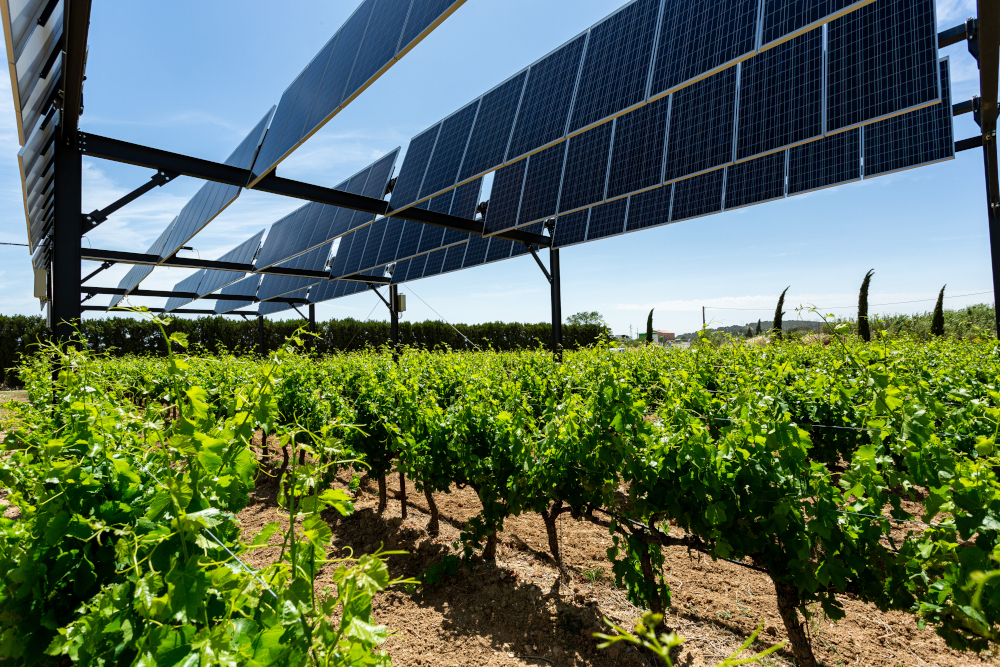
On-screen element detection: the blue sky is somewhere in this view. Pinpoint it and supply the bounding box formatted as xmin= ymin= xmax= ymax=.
xmin=0 ymin=0 xmax=993 ymax=336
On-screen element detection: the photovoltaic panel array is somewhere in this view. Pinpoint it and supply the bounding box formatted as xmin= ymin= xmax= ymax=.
xmin=18 ymin=109 xmax=57 ymax=251
xmin=257 ymin=241 xmax=333 ymax=301
xmin=109 ymin=219 xmax=177 ymax=308
xmin=194 ymin=230 xmax=266 ymax=301
xmin=2 ymin=0 xmax=64 ymax=146
xmin=247 ymin=0 xmax=466 ymax=186
xmin=164 ymin=271 xmax=208 ymax=313
xmin=214 ymin=276 xmax=261 ymax=314
xmin=387 ymin=0 xmax=894 ymax=215
xmin=254 ymin=149 xmax=398 ymax=270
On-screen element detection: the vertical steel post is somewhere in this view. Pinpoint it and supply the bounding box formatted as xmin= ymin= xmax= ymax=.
xmin=550 ymin=247 xmax=563 ymax=362
xmin=308 ymin=303 xmax=316 ymax=351
xmin=51 ymin=126 xmax=83 ymax=343
xmin=975 ymin=0 xmax=999 ymax=337
xmin=257 ymin=315 xmax=265 ymax=355
xmin=389 ymin=284 xmax=399 ymax=363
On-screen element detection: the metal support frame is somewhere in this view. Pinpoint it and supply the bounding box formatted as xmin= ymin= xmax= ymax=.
xmin=527 ymin=230 xmax=562 ymax=361
xmin=389 ymin=284 xmax=399 ymax=363
xmin=80 ymin=286 xmax=310 ymax=304
xmin=257 ymin=315 xmax=265 ymax=355
xmin=308 ymin=304 xmax=316 ymax=351
xmin=81 ymin=261 xmax=112 ymax=284
xmin=84 ymin=170 xmax=179 ymax=232
xmin=975 ymin=0 xmax=1000 ymax=339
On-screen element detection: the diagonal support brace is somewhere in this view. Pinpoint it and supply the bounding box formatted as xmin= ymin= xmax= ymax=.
xmin=83 ymin=170 xmax=179 ymax=233
xmin=527 ymin=243 xmax=552 ymax=284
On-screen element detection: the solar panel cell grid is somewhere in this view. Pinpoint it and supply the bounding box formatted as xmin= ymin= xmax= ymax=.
xmin=663 ymin=66 xmax=737 ymax=182
xmin=342 ymin=224 xmax=373 ymax=275
xmin=606 ymin=94 xmax=670 ymax=200
xmin=441 ymin=243 xmax=468 ymax=273
xmin=376 ymin=217 xmax=407 ymax=265
xmin=516 ymin=143 xmax=566 ymax=226
xmin=422 ymin=248 xmax=447 ymax=278
xmin=406 ymin=253 xmax=429 ymax=280
xmin=671 ymin=168 xmax=724 ymax=221
xmin=485 ymin=237 xmax=514 ymax=263
xmin=787 ymin=128 xmax=860 ymax=194
xmin=328 ymin=232 xmax=357 ymax=278
xmin=450 ymin=178 xmax=483 ymax=219
xmin=399 ymin=0 xmax=464 ymax=55
xmin=724 ymin=151 xmax=786 ymax=209
xmin=825 ymin=0 xmax=939 ymax=133
xmin=736 ymin=30 xmax=823 ymax=161
xmin=344 ymin=0 xmax=412 ymax=104
xmin=863 ymin=59 xmax=953 ymax=178
xmin=391 ymin=258 xmax=413 ymax=283
xmin=359 ymin=217 xmax=390 ymax=271
xmin=419 ymin=100 xmax=480 ymax=200
xmin=484 ymin=159 xmax=527 ymax=234
xmin=650 ymin=0 xmax=757 ymax=97
xmin=585 ymin=197 xmax=628 ymax=241
xmin=462 ymin=233 xmax=491 ymax=268
xmin=625 ymin=182 xmax=672 ymax=232
xmin=568 ymin=0 xmax=660 ymax=134
xmin=418 ymin=226 xmax=446 ymax=254
xmin=760 ymin=0 xmax=867 ymax=48
xmin=165 ymin=271 xmax=207 ymax=312
xmin=393 ymin=220 xmax=425 ymax=261
xmin=557 ymin=120 xmax=613 ymax=213
xmin=507 ymin=34 xmax=588 ymax=159
xmin=390 ymin=124 xmax=441 ymax=209
xmin=552 ymin=209 xmax=590 ymax=247
xmin=458 ymin=72 xmax=528 ymax=182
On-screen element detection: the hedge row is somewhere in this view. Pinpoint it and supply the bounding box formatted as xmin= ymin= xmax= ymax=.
xmin=0 ymin=315 xmax=605 ymax=388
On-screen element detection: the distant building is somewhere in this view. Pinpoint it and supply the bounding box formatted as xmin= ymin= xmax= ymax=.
xmin=637 ymin=330 xmax=675 ymax=344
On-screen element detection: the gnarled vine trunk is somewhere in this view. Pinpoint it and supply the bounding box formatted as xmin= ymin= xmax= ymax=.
xmin=483 ymin=532 xmax=498 ymax=560
xmin=377 ymin=473 xmax=387 ymax=515
xmin=638 ymin=541 xmax=664 ymax=617
xmin=399 ymin=469 xmax=407 ymax=520
xmin=541 ymin=501 xmax=570 ymax=580
xmin=773 ymin=580 xmax=817 ymax=667
xmin=424 ymin=487 xmax=439 ymax=535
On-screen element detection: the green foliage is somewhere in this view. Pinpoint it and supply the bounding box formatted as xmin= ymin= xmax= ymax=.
xmin=566 ymin=311 xmax=604 ymax=326
xmin=773 ymin=287 xmax=789 ymax=339
xmin=932 ymin=285 xmax=947 ymax=336
xmin=859 ymin=269 xmax=874 ymax=342
xmin=646 ymin=309 xmax=654 ymax=343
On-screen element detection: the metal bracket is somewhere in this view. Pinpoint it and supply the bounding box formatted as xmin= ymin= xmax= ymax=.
xmin=384 ymin=177 xmax=396 ymax=196
xmin=527 ymin=244 xmax=552 ymax=284
xmin=476 ymin=200 xmax=489 ymax=218
xmin=368 ymin=285 xmax=391 ymax=309
xmin=83 ymin=170 xmax=179 ymax=233
xmin=81 ymin=261 xmax=113 ymax=284
xmin=291 ymin=304 xmax=309 ymax=321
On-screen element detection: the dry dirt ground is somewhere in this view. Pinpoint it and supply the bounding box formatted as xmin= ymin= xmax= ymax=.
xmin=237 ymin=451 xmax=994 ymax=667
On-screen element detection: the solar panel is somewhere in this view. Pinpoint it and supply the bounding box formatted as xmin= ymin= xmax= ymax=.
xmin=483 ymin=159 xmax=527 ymax=235
xmin=195 ymin=230 xmax=265 ymax=298
xmin=214 ymin=275 xmax=261 ymax=314
xmin=485 ymin=236 xmax=513 ymax=264
xmin=507 ymin=33 xmax=588 ymax=159
xmin=2 ymin=0 xmax=63 ymax=145
xmin=787 ymin=128 xmax=860 ymax=195
xmin=863 ymin=58 xmax=953 ymax=178
xmin=17 ymin=111 xmax=56 ymax=251
xmin=259 ymin=299 xmax=298 ymax=317
xmin=552 ymin=209 xmax=590 ymax=247
xmin=670 ymin=168 xmax=724 ymax=221
xmin=389 ymin=123 xmax=441 ymax=209
xmin=417 ymin=224 xmax=446 ymax=254
xmin=509 ymin=222 xmax=545 ymax=256
xmin=723 ymin=151 xmax=786 ymax=209
xmin=735 ymin=30 xmax=823 ymax=161
xmin=418 ymin=100 xmax=480 ymax=201
xmin=825 ymin=0 xmax=940 ymax=133
xmin=440 ymin=242 xmax=468 ymax=274
xmin=515 ymin=143 xmax=565 ymax=227
xmin=391 ymin=220 xmax=426 ymax=262
xmin=349 ymin=148 xmax=399 ymax=226
xmin=376 ymin=217 xmax=407 ymax=266
xmin=585 ymin=197 xmax=628 ymax=241
xmin=334 ymin=224 xmax=372 ymax=277
xmin=420 ymin=247 xmax=448 ymax=279
xmin=557 ymin=120 xmax=613 ymax=213
xmin=606 ymin=94 xmax=670 ymax=200
xmin=165 ymin=270 xmax=207 ymax=312
xmin=246 ymin=0 xmax=465 ymax=185
xmin=649 ymin=0 xmax=757 ymax=98
xmin=760 ymin=0 xmax=874 ymax=50
xmin=158 ymin=107 xmax=273 ymax=261
xmin=406 ymin=252 xmax=429 ymax=280
xmin=390 ymin=258 xmax=412 ymax=283
xmin=450 ymin=177 xmax=483 ymax=219
xmin=458 ymin=72 xmax=528 ymax=183
xmin=358 ymin=217 xmax=390 ymax=272
xmin=663 ymin=66 xmax=737 ymax=183
xmin=109 ymin=218 xmax=177 ymax=307
xmin=461 ymin=233 xmax=491 ymax=268
xmin=624 ymin=181 xmax=672 ymax=233
xmin=568 ymin=0 xmax=660 ymax=134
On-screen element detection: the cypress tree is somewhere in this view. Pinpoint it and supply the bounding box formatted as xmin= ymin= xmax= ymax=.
xmin=756 ymin=319 xmax=762 ymax=335
xmin=646 ymin=309 xmax=654 ymax=344
xmin=858 ymin=269 xmax=874 ymax=342
xmin=773 ymin=287 xmax=789 ymax=340
xmin=746 ymin=326 xmax=753 ymax=338
xmin=931 ymin=285 xmax=946 ymax=337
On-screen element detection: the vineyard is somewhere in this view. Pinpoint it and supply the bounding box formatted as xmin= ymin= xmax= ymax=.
xmin=2 ymin=322 xmax=1000 ymax=667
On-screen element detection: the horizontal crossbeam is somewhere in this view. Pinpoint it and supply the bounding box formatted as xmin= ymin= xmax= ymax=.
xmin=82 ymin=286 xmax=311 ymax=304
xmin=78 ymin=132 xmax=551 ymax=248
xmin=957 ymin=136 xmax=985 ymax=152
xmin=81 ymin=248 xmax=330 ymax=279
xmin=938 ymin=20 xmax=975 ymax=48
xmin=83 ymin=306 xmax=245 ymax=316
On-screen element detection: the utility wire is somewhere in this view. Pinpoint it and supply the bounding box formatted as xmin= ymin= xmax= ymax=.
xmin=704 ymin=290 xmax=994 ymax=312
xmin=0 ymin=242 xmax=29 ymax=246
xmin=405 ymin=283 xmax=485 ymax=352
xmin=342 ymin=289 xmax=384 ymax=351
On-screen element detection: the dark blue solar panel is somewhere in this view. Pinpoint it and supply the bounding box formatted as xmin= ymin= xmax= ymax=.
xmin=256 ymin=206 xmax=309 ymax=269
xmin=553 ymin=209 xmax=590 ymax=247
xmin=422 ymin=248 xmax=447 ymax=278
xmin=442 ymin=227 xmax=470 ymax=248
xmin=650 ymin=0 xmax=757 ymax=97
xmin=427 ymin=191 xmax=454 ymax=214
xmin=329 ymin=232 xmax=358 ymax=278
xmin=558 ymin=121 xmax=613 ymax=213
xmin=485 ymin=237 xmax=513 ymax=263
xmin=569 ymin=0 xmax=660 ymax=134
xmin=350 ymin=148 xmax=399 ymax=229
xmin=787 ymin=129 xmax=860 ymax=195
xmin=418 ymin=226 xmax=446 ymax=254
xmin=391 ymin=124 xmax=441 ymax=209
xmin=484 ymin=159 xmax=527 ymax=234
xmin=343 ymin=224 xmax=373 ymax=276
xmin=863 ymin=59 xmax=953 ymax=178
xmin=507 ymin=34 xmax=588 ymax=159
xmin=441 ymin=243 xmax=468 ymax=273
xmin=258 ymin=274 xmax=318 ymax=301
xmin=343 ymin=0 xmax=412 ymax=104
xmin=359 ymin=217 xmax=389 ymax=271
xmin=736 ymin=31 xmax=822 ymax=161
xmin=280 ymin=238 xmax=332 ymax=271
xmin=671 ymin=169 xmax=724 ymax=221
xmin=625 ymin=183 xmax=672 ymax=232
xmin=393 ymin=220 xmax=425 ymax=260
xmin=761 ymin=0 xmax=867 ymax=47
xmin=458 ymin=73 xmax=527 ymax=182
xmin=724 ymin=152 xmax=786 ymax=209
xmin=345 ymin=167 xmax=375 ymax=230
xmin=663 ymin=66 xmax=737 ymax=182
xmin=517 ymin=143 xmax=566 ymax=226
xmin=826 ymin=0 xmax=939 ymax=133
xmin=462 ymin=233 xmax=491 ymax=268
xmin=252 ymin=77 xmax=305 ymax=181
xmin=377 ymin=217 xmax=406 ymax=265
xmin=406 ymin=253 xmax=428 ymax=281
xmin=419 ymin=101 xmax=480 ymax=200
xmin=391 ymin=259 xmax=412 ymax=283
xmin=314 ymin=0 xmax=377 ymax=123
xmin=606 ymin=95 xmax=670 ymax=200
xmin=399 ymin=0 xmax=463 ymax=55
xmin=450 ymin=177 xmax=483 ymax=219
xmin=585 ymin=197 xmax=628 ymax=241
xmin=307 ymin=278 xmax=336 ymax=304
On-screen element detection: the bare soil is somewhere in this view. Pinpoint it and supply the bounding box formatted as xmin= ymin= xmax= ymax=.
xmin=236 ymin=453 xmax=993 ymax=667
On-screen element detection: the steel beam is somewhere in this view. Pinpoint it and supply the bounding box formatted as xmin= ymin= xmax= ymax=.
xmin=81 ymin=286 xmax=309 ymax=304
xmin=51 ymin=125 xmax=82 ymax=341
xmin=59 ymin=0 xmax=92 ymax=140
xmin=82 ymin=306 xmax=225 ymax=315
xmin=977 ymin=0 xmax=999 ymax=337
xmin=84 ymin=170 xmax=179 ymax=232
